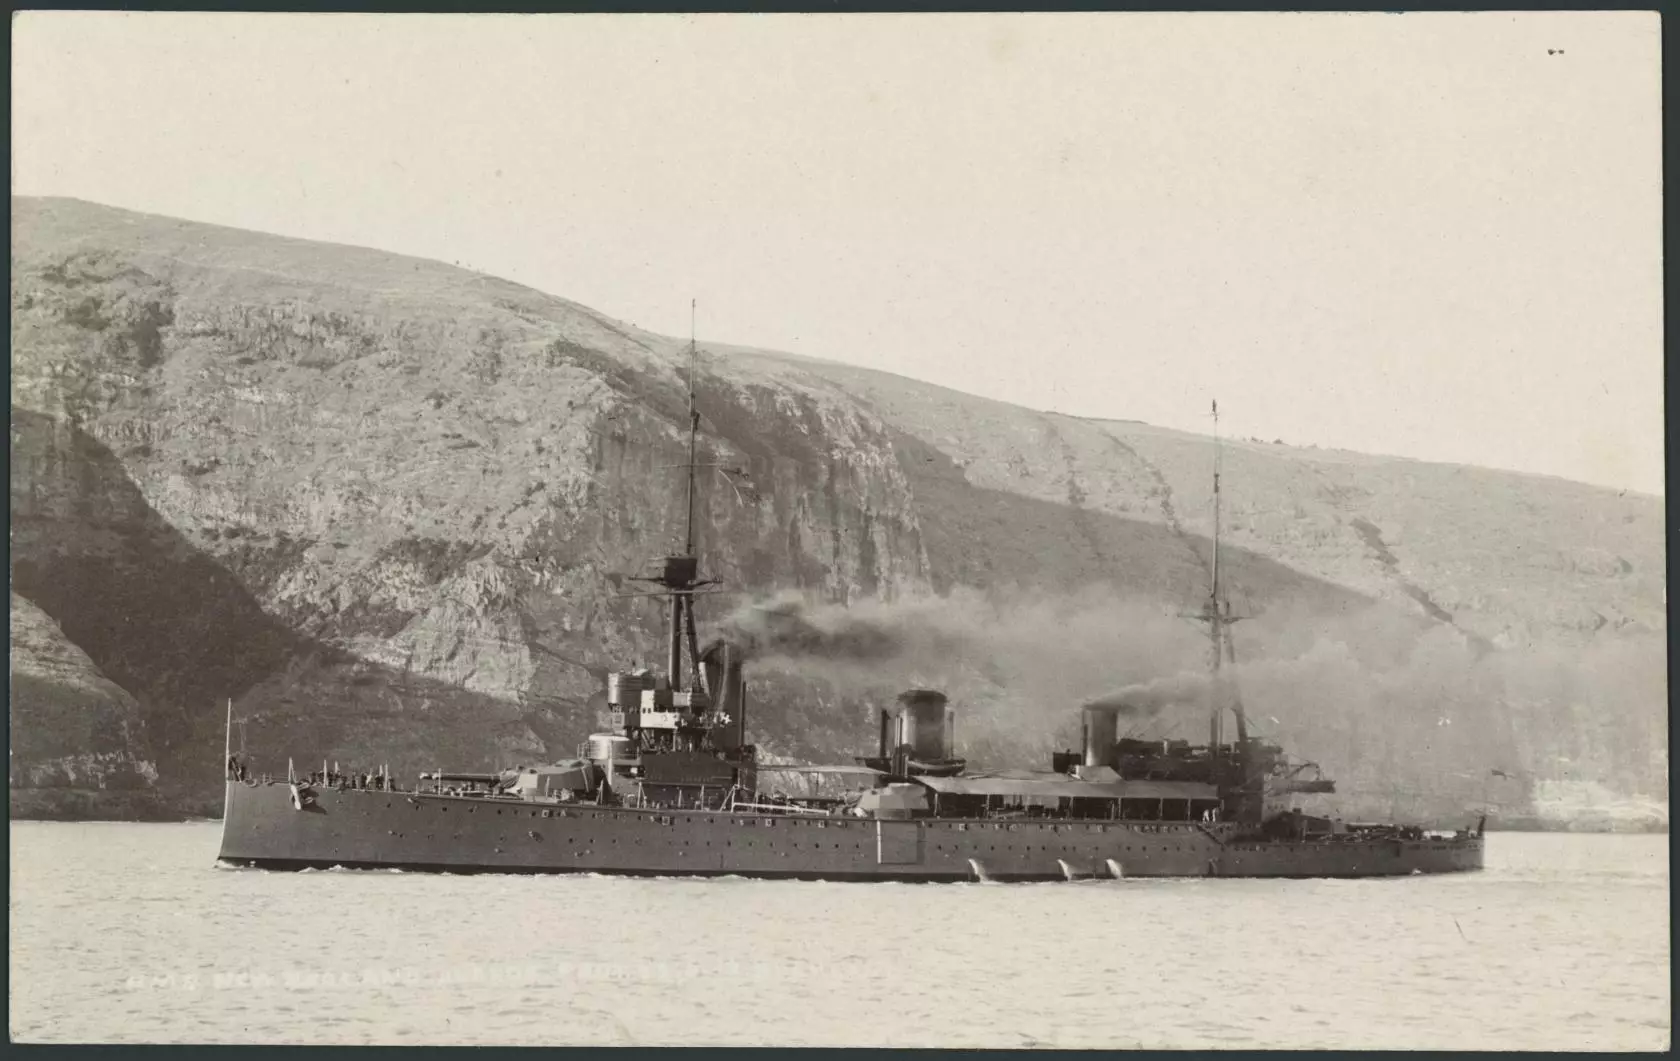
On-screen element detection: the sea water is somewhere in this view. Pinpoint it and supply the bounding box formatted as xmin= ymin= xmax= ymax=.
xmin=7 ymin=822 xmax=1669 ymax=1049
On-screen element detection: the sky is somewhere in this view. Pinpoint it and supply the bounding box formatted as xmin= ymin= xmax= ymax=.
xmin=11 ymin=12 xmax=1664 ymax=494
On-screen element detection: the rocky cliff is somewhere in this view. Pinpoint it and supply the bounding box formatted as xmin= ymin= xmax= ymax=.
xmin=9 ymin=197 xmax=1666 ymax=825
xmin=8 ymin=590 xmax=166 ymax=818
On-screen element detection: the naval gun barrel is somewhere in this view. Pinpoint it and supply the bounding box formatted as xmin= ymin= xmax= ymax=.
xmin=418 ymin=772 xmax=502 ymax=784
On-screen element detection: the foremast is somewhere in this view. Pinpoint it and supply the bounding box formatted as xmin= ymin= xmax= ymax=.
xmin=664 ymin=299 xmax=708 ymax=692
xmin=615 ymin=302 xmax=747 ymax=759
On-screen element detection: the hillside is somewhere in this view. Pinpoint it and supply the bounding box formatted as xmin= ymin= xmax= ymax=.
xmin=9 ymin=196 xmax=1666 ymax=826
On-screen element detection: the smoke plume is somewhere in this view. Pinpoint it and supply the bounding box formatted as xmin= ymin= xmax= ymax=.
xmin=705 ymin=584 xmax=1666 ymax=824
xmin=709 ymin=586 xmax=1206 ymax=701
xmin=710 ymin=592 xmax=956 ymax=665
xmin=1080 ymin=672 xmax=1219 ymax=717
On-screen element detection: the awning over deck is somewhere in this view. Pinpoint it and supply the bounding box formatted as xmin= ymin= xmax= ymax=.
xmin=914 ymin=775 xmax=1217 ymax=802
xmin=755 ymin=764 xmax=887 ymax=775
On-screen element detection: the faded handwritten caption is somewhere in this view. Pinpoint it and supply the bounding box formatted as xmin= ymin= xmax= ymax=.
xmin=121 ymin=959 xmax=778 ymax=993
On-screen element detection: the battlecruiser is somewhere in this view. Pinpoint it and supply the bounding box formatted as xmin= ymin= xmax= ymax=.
xmin=219 ymin=349 xmax=1485 ymax=881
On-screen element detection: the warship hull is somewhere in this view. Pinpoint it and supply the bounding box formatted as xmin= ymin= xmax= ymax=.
xmin=219 ymin=781 xmax=1484 ymax=881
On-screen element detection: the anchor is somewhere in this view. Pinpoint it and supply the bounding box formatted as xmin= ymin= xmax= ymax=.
xmin=289 ymin=783 xmax=316 ymax=812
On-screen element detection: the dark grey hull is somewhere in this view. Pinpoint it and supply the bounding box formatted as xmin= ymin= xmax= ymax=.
xmin=218 ymin=782 xmax=1484 ymax=881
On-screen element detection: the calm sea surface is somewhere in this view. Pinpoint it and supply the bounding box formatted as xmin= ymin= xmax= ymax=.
xmin=8 ymin=822 xmax=1669 ymax=1049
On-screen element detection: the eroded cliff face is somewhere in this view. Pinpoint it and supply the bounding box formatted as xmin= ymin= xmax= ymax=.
xmin=8 ymin=590 xmax=155 ymax=783
xmin=9 ymin=197 xmax=1666 ymax=824
xmin=8 ymin=198 xmax=963 ymax=811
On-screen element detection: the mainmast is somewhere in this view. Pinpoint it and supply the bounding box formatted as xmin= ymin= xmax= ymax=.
xmin=1210 ymin=397 xmax=1224 ymax=681
xmin=1199 ymin=398 xmax=1246 ymax=749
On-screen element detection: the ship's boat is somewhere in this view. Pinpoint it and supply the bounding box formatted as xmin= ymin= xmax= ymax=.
xmin=218 ymin=366 xmax=1485 ymax=880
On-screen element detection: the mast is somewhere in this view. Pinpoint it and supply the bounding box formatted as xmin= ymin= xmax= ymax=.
xmin=661 ymin=302 xmax=702 ymax=684
xmin=683 ymin=298 xmax=699 ymax=557
xmin=1201 ymin=399 xmax=1246 ymax=749
xmin=1207 ymin=399 xmax=1224 ymax=748
xmin=1210 ymin=399 xmax=1224 ymax=678
xmin=665 ymin=300 xmax=703 ymax=690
